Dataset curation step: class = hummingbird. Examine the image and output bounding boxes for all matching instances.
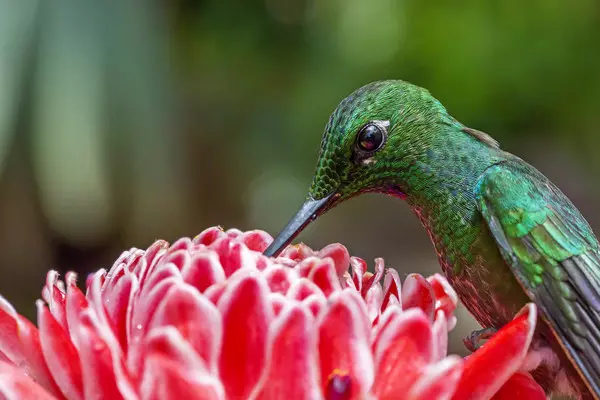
[263,80,600,399]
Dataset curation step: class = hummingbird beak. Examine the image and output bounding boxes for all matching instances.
[263,192,338,257]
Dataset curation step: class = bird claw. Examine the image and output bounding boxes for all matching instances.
[463,327,498,352]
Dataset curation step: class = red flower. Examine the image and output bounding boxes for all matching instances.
[0,227,546,400]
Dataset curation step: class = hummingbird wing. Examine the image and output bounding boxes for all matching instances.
[475,160,600,396]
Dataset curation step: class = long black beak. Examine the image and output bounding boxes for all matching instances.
[263,192,337,257]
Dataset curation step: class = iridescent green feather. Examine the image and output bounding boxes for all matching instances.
[476,160,600,393]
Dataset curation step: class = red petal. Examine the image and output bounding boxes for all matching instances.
[401,274,435,321]
[302,294,326,318]
[371,309,434,399]
[264,265,293,295]
[253,305,321,399]
[349,257,366,293]
[0,296,61,396]
[0,361,58,400]
[139,328,224,400]
[217,276,273,399]
[41,271,68,332]
[360,258,384,296]
[318,244,350,277]
[432,310,449,361]
[75,311,137,400]
[181,252,226,293]
[148,283,222,374]
[408,357,463,400]
[308,259,342,297]
[37,302,83,400]
[193,226,226,246]
[237,230,273,252]
[128,277,180,371]
[287,278,323,301]
[211,238,257,277]
[451,303,537,400]
[318,290,373,399]
[491,372,546,400]
[381,268,401,312]
[103,272,137,351]
[169,237,194,252]
[427,274,458,319]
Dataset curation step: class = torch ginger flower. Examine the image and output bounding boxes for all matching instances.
[0,227,546,400]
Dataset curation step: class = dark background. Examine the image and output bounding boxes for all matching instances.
[1,0,599,355]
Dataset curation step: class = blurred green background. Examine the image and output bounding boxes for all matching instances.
[1,0,600,355]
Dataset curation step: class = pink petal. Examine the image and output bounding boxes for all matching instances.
[0,361,57,400]
[401,274,435,321]
[427,273,458,321]
[103,272,137,351]
[318,244,350,277]
[253,305,321,400]
[287,278,323,301]
[408,357,463,400]
[169,237,194,252]
[127,277,180,371]
[237,230,273,252]
[295,257,320,278]
[279,243,314,261]
[364,284,383,323]
[65,277,89,337]
[371,309,434,399]
[381,268,401,311]
[318,290,373,399]
[139,328,224,400]
[451,303,537,400]
[302,294,327,318]
[491,372,546,400]
[360,258,384,296]
[42,271,68,332]
[37,301,83,400]
[181,252,226,293]
[0,296,61,396]
[75,311,137,400]
[148,283,222,374]
[349,257,366,292]
[211,237,256,277]
[264,265,294,295]
[431,310,449,361]
[193,226,227,246]
[308,259,342,296]
[217,275,273,399]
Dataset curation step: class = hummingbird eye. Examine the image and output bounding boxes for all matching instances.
[356,123,386,152]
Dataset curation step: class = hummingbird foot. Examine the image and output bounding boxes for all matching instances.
[463,326,498,352]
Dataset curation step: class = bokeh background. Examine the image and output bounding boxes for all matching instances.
[1,0,600,356]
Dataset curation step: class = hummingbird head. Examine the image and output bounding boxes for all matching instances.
[264,79,497,256]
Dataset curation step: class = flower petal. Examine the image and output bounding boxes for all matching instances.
[139,328,224,400]
[401,274,435,321]
[451,303,537,400]
[264,265,294,295]
[211,237,257,277]
[75,311,137,400]
[318,244,350,277]
[318,290,373,399]
[252,305,321,400]
[408,357,463,400]
[0,361,57,400]
[491,372,546,400]
[381,268,401,312]
[431,310,449,362]
[217,275,273,399]
[181,251,226,293]
[37,301,83,400]
[237,230,273,253]
[41,271,68,332]
[0,296,60,396]
[427,274,458,327]
[371,308,434,399]
[308,259,342,297]
[148,282,222,374]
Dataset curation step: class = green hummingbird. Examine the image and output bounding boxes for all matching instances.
[263,80,600,399]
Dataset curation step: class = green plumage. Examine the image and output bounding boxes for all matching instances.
[264,80,600,399]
